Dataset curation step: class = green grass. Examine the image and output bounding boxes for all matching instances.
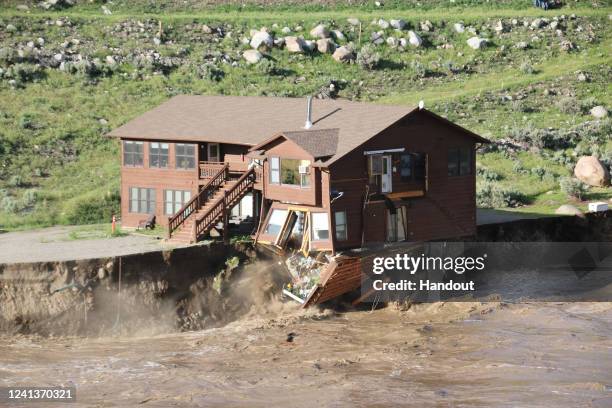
[0,3,610,229]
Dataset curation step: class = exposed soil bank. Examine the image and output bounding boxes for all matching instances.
[1,212,609,337]
[0,242,285,336]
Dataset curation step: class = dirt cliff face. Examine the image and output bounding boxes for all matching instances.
[0,242,283,336]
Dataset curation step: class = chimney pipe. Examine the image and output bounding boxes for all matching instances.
[304,96,313,129]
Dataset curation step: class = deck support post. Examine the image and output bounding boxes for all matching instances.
[223,190,230,244]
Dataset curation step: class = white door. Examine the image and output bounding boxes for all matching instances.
[381,155,392,193]
[207,143,220,162]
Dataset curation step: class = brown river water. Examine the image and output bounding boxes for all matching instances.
[1,301,611,407]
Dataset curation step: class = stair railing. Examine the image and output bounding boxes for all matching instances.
[167,163,229,239]
[193,167,256,241]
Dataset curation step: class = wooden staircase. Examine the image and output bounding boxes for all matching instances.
[167,165,256,244]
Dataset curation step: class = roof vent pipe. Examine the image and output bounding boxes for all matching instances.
[304,96,313,129]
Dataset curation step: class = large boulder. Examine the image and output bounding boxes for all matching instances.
[285,36,305,53]
[574,156,611,187]
[408,30,422,47]
[590,105,608,119]
[242,50,262,64]
[316,38,336,54]
[467,37,488,49]
[332,46,355,63]
[555,204,584,217]
[250,31,273,50]
[309,24,329,39]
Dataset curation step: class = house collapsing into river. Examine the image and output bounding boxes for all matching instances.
[108,95,489,305]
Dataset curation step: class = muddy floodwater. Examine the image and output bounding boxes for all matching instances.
[1,301,611,407]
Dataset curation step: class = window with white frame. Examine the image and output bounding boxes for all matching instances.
[270,157,280,184]
[334,211,347,241]
[312,212,330,241]
[149,142,169,168]
[264,209,288,236]
[129,187,155,214]
[164,190,192,215]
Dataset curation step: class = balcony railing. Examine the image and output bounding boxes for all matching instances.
[200,161,262,185]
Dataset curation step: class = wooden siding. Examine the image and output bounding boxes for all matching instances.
[120,139,253,228]
[261,138,319,207]
[120,140,198,228]
[329,110,478,248]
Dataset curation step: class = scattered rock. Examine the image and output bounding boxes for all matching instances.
[467,37,487,50]
[590,106,608,119]
[390,19,406,30]
[202,24,213,34]
[515,41,529,50]
[284,36,305,53]
[386,36,397,47]
[309,24,329,39]
[281,26,292,35]
[6,24,17,32]
[574,156,610,187]
[242,49,262,64]
[331,30,345,42]
[420,20,433,32]
[378,19,390,29]
[408,31,422,47]
[555,204,584,217]
[494,20,507,33]
[101,5,112,15]
[303,40,316,52]
[250,31,273,50]
[332,46,355,63]
[347,18,360,26]
[454,23,465,33]
[531,18,546,29]
[559,40,575,52]
[371,31,385,45]
[316,38,336,54]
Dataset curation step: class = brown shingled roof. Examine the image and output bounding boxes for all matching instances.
[108,95,416,164]
[108,95,488,166]
[281,128,339,159]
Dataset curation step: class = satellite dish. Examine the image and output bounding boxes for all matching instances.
[418,100,425,110]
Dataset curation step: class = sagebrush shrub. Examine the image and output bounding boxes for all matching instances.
[559,177,589,200]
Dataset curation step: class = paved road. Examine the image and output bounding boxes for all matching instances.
[0,226,183,264]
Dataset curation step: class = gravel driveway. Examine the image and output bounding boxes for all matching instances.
[0,226,182,264]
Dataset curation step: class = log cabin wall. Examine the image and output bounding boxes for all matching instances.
[329,111,477,249]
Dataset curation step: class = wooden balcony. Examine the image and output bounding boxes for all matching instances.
[199,161,263,189]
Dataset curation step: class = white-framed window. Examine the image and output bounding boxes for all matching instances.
[311,212,330,241]
[129,187,155,214]
[270,157,280,184]
[149,142,169,168]
[164,190,192,215]
[334,211,347,241]
[123,141,144,167]
[176,143,196,169]
[264,209,287,236]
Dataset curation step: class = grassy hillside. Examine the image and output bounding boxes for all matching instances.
[0,1,610,230]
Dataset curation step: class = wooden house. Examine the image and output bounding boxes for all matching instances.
[109,95,489,252]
